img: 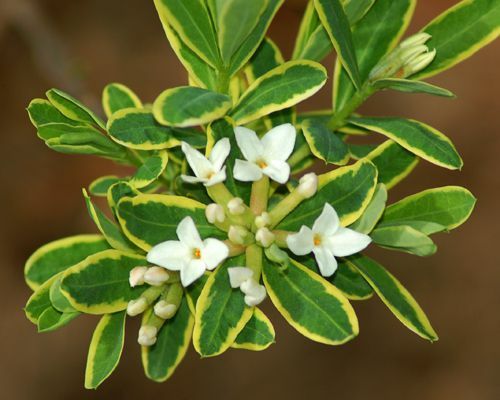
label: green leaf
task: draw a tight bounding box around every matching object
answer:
[414,0,500,80]
[373,78,455,98]
[349,255,438,341]
[153,0,220,68]
[314,0,361,88]
[102,83,143,118]
[185,273,209,314]
[83,190,137,252]
[89,176,121,197]
[334,0,416,111]
[61,250,148,314]
[302,120,349,165]
[246,37,283,83]
[228,0,284,76]
[107,108,182,150]
[37,308,79,333]
[153,86,231,127]
[263,257,358,344]
[348,143,376,159]
[206,117,251,203]
[85,311,126,389]
[154,7,217,89]
[344,0,377,24]
[193,256,253,357]
[349,116,463,170]
[379,186,476,235]
[27,99,81,128]
[350,183,387,234]
[365,140,419,189]
[25,234,110,290]
[141,297,194,382]
[117,194,222,251]
[107,181,140,214]
[299,256,373,300]
[129,151,168,189]
[276,159,378,231]
[46,88,105,129]
[371,225,437,256]
[215,0,268,64]
[231,60,327,125]
[49,275,77,313]
[25,274,60,324]
[232,308,275,351]
[38,123,125,160]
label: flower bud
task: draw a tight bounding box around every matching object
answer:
[404,49,436,76]
[154,300,177,319]
[227,197,245,215]
[127,297,148,316]
[206,203,225,224]
[255,212,271,229]
[399,44,429,65]
[138,325,157,347]
[399,32,431,48]
[227,266,253,288]
[240,279,267,306]
[228,225,248,245]
[297,173,318,199]
[144,266,170,286]
[129,266,148,287]
[255,227,275,248]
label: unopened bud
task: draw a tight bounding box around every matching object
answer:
[227,266,253,288]
[127,297,148,316]
[144,266,169,286]
[255,227,275,248]
[404,49,436,76]
[297,173,318,198]
[400,32,431,48]
[227,197,245,215]
[206,203,225,224]
[138,325,157,347]
[400,44,429,65]
[228,225,248,245]
[255,212,271,229]
[154,300,177,319]
[240,279,267,307]
[129,266,148,287]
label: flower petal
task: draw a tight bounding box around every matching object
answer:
[147,240,189,271]
[233,159,263,182]
[180,259,206,287]
[181,174,207,184]
[241,280,267,306]
[329,227,372,257]
[209,138,230,172]
[313,246,338,277]
[262,159,290,184]
[234,126,263,162]
[201,238,229,270]
[262,123,296,162]
[182,142,212,179]
[206,167,226,186]
[227,267,253,288]
[286,226,314,256]
[176,216,202,248]
[312,203,340,236]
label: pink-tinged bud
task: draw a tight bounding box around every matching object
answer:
[129,266,148,287]
[144,266,169,286]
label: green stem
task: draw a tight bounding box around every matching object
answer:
[250,176,269,216]
[328,84,376,131]
[246,244,263,280]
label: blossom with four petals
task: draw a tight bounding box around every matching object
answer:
[287,204,371,277]
[233,123,296,184]
[147,216,229,287]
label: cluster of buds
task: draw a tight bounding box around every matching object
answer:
[127,266,183,346]
[369,32,436,81]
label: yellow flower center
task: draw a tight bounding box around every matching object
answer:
[193,248,201,259]
[257,159,268,169]
[313,234,322,246]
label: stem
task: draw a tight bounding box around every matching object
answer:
[272,230,290,248]
[250,176,269,216]
[268,189,306,229]
[207,183,253,227]
[246,244,263,280]
[328,84,376,131]
[216,68,230,94]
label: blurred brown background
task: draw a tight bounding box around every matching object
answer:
[1,1,499,399]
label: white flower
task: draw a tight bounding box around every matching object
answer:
[147,216,229,287]
[287,203,372,277]
[233,123,296,184]
[181,138,230,187]
[228,267,267,307]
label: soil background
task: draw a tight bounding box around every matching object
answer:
[1,1,498,399]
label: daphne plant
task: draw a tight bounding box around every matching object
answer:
[23,0,498,389]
